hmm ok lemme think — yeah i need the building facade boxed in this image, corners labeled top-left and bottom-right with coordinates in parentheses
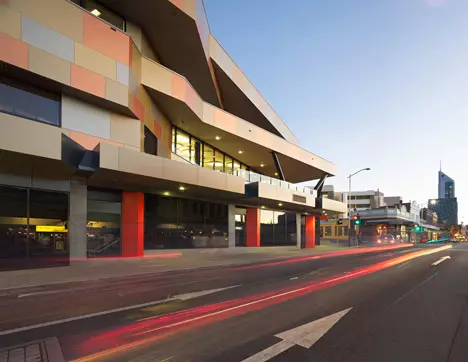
top-left (0, 0), bottom-right (346, 271)
top-left (438, 171), bottom-right (455, 199)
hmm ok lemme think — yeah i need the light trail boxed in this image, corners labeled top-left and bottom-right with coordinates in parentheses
top-left (73, 244), bottom-right (451, 362)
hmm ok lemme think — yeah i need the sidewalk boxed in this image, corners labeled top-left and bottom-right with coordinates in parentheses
top-left (0, 244), bottom-right (412, 290)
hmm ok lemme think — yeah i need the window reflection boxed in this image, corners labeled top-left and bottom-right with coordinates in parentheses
top-left (214, 150), bottom-right (224, 172)
top-left (171, 127), bottom-right (248, 175)
top-left (260, 209), bottom-right (297, 246)
top-left (175, 130), bottom-right (190, 161)
top-left (225, 156), bottom-right (233, 175)
top-left (203, 144), bottom-right (214, 170)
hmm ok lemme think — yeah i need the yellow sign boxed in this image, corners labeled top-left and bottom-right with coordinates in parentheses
top-left (36, 225), bottom-right (67, 233)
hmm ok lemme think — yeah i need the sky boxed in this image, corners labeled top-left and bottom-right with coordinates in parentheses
top-left (204, 0), bottom-right (468, 223)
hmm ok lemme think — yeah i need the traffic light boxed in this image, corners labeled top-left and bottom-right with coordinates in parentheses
top-left (352, 215), bottom-right (361, 226)
top-left (413, 223), bottom-right (421, 232)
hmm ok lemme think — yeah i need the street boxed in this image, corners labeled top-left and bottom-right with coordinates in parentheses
top-left (1, 243), bottom-right (468, 362)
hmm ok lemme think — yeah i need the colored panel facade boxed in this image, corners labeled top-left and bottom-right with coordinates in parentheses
top-left (246, 208), bottom-right (260, 247)
top-left (122, 192), bottom-right (144, 257)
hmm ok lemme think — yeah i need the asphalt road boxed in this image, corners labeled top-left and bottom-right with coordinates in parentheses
top-left (1, 242), bottom-right (467, 362)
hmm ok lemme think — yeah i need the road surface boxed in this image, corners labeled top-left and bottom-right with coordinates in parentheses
top-left (1, 243), bottom-right (467, 362)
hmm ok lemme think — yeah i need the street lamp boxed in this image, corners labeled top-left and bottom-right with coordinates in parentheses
top-left (348, 167), bottom-right (371, 247)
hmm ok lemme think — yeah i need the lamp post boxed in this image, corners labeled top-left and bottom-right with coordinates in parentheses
top-left (347, 167), bottom-right (371, 247)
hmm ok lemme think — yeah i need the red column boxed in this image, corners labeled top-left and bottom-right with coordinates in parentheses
top-left (246, 208), bottom-right (260, 247)
top-left (121, 192), bottom-right (144, 257)
top-left (305, 215), bottom-right (316, 248)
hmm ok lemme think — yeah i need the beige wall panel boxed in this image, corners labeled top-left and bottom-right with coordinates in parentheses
top-left (0, 5), bottom-right (21, 39)
top-left (110, 113), bottom-right (140, 148)
top-left (141, 58), bottom-right (173, 95)
top-left (75, 42), bottom-right (116, 80)
top-left (29, 46), bottom-right (71, 85)
top-left (118, 147), bottom-right (163, 178)
top-left (197, 167), bottom-right (227, 191)
top-left (226, 174), bottom-right (245, 194)
top-left (9, 0), bottom-right (83, 42)
top-left (161, 158), bottom-right (198, 185)
top-left (105, 78), bottom-right (129, 106)
top-left (0, 113), bottom-right (61, 160)
top-left (202, 103), bottom-right (215, 126)
top-left (98, 142), bottom-right (119, 170)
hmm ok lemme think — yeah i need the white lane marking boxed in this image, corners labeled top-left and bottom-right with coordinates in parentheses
top-left (0, 285), bottom-right (240, 336)
top-left (241, 340), bottom-right (295, 362)
top-left (242, 308), bottom-right (352, 361)
top-left (289, 277), bottom-right (298, 280)
top-left (392, 273), bottom-right (438, 305)
top-left (432, 256), bottom-right (451, 266)
top-left (18, 289), bottom-right (71, 298)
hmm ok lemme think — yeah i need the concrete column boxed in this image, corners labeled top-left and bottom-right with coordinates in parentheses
top-left (296, 213), bottom-right (302, 249)
top-left (228, 204), bottom-right (236, 248)
top-left (246, 208), bottom-right (260, 247)
top-left (122, 192), bottom-right (144, 257)
top-left (69, 178), bottom-right (87, 262)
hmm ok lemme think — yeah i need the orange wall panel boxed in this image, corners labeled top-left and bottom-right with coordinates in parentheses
top-left (153, 121), bottom-right (162, 139)
top-left (122, 192), bottom-right (144, 257)
top-left (305, 215), bottom-right (316, 248)
top-left (172, 74), bottom-right (186, 100)
top-left (131, 95), bottom-right (145, 121)
top-left (83, 13), bottom-right (130, 66)
top-left (68, 131), bottom-right (122, 150)
top-left (71, 64), bottom-right (106, 98)
top-left (246, 208), bottom-right (260, 247)
top-left (0, 33), bottom-right (28, 69)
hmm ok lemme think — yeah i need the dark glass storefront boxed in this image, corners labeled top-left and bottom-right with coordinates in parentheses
top-left (0, 185), bottom-right (69, 271)
top-left (260, 209), bottom-right (297, 246)
top-left (86, 189), bottom-right (122, 257)
top-left (145, 194), bottom-right (229, 249)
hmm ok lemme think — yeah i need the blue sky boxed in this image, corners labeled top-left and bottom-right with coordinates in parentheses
top-left (204, 0), bottom-right (468, 222)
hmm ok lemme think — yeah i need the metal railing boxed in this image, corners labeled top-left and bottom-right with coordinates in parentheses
top-left (87, 238), bottom-right (120, 257)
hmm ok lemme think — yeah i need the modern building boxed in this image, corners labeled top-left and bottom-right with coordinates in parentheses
top-left (438, 170), bottom-right (455, 199)
top-left (428, 198), bottom-right (458, 226)
top-left (0, 0), bottom-right (346, 271)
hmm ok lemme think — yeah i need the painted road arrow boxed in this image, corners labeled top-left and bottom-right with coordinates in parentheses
top-left (242, 308), bottom-right (352, 361)
top-left (432, 256), bottom-right (451, 266)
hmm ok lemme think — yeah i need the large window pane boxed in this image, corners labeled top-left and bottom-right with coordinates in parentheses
top-left (233, 161), bottom-right (241, 176)
top-left (190, 138), bottom-right (201, 165)
top-left (175, 130), bottom-right (190, 161)
top-left (171, 127), bottom-right (176, 153)
top-left (28, 190), bottom-right (69, 266)
top-left (225, 156), bottom-right (234, 175)
top-left (145, 194), bottom-right (178, 249)
top-left (0, 186), bottom-right (28, 270)
top-left (203, 144), bottom-right (215, 170)
top-left (260, 209), bottom-right (275, 246)
top-left (214, 150), bottom-right (224, 172)
top-left (87, 200), bottom-right (121, 257)
top-left (0, 77), bottom-right (60, 126)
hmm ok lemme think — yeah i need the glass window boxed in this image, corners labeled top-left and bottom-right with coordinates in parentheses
top-left (241, 164), bottom-right (247, 170)
top-left (225, 156), bottom-right (233, 175)
top-left (203, 144), bottom-right (215, 170)
top-left (175, 130), bottom-right (190, 161)
top-left (81, 0), bottom-right (126, 31)
top-left (171, 128), bottom-right (176, 153)
top-left (0, 186), bottom-right (28, 270)
top-left (87, 199), bottom-right (121, 257)
top-left (233, 161), bottom-right (241, 176)
top-left (325, 226), bottom-right (332, 237)
top-left (144, 126), bottom-right (158, 156)
top-left (28, 190), bottom-right (69, 265)
top-left (0, 77), bottom-right (60, 126)
top-left (214, 150), bottom-right (224, 172)
top-left (190, 138), bottom-right (201, 165)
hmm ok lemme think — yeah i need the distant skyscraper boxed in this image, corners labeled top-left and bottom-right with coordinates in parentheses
top-left (438, 170), bottom-right (455, 199)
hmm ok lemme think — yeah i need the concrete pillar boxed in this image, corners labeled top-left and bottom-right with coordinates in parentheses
top-left (296, 213), bottom-right (302, 249)
top-left (305, 215), bottom-right (316, 248)
top-left (246, 208), bottom-right (260, 247)
top-left (69, 178), bottom-right (87, 262)
top-left (228, 204), bottom-right (236, 248)
top-left (122, 192), bottom-right (144, 257)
